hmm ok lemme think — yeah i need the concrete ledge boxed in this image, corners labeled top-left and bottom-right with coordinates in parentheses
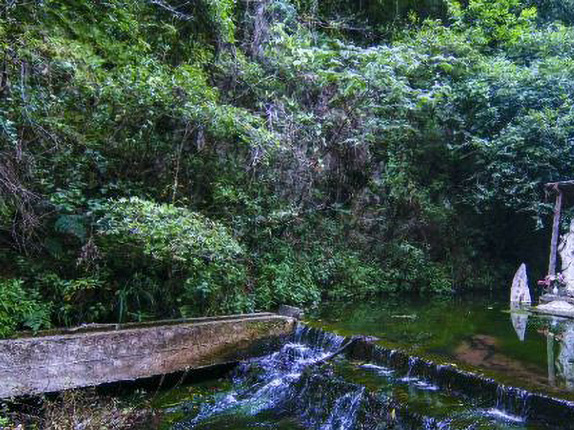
top-left (348, 338), bottom-right (574, 426)
top-left (539, 294), bottom-right (574, 305)
top-left (0, 313), bottom-right (295, 398)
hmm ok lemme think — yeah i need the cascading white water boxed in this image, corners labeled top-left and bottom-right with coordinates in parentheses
top-left (319, 387), bottom-right (365, 430)
top-left (171, 325), bottom-right (560, 430)
top-left (485, 385), bottom-right (530, 423)
top-left (178, 324), bottom-right (364, 430)
top-left (401, 356), bottom-right (419, 382)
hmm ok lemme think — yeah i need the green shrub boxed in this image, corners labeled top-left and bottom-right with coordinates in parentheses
top-left (255, 242), bottom-right (321, 309)
top-left (0, 279), bottom-right (51, 338)
top-left (312, 251), bottom-right (389, 300)
top-left (448, 0), bottom-right (537, 46)
top-left (36, 274), bottom-right (109, 327)
top-left (96, 197), bottom-right (250, 316)
top-left (380, 242), bottom-right (454, 294)
top-left (5, 0), bottom-right (573, 329)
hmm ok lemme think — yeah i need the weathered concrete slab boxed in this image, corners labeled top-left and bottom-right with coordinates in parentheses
top-left (0, 313), bottom-right (295, 398)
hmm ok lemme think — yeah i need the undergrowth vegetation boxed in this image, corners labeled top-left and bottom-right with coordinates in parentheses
top-left (0, 389), bottom-right (154, 429)
top-left (1, 0), bottom-right (574, 335)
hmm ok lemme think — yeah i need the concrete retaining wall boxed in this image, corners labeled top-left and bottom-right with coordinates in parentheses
top-left (0, 313), bottom-right (295, 398)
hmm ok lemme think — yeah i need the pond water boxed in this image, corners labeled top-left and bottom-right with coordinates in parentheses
top-left (308, 293), bottom-right (574, 401)
top-left (152, 294), bottom-right (574, 429)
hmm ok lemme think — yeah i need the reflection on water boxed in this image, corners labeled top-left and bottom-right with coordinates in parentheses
top-left (505, 308), bottom-right (574, 392)
top-left (510, 306), bottom-right (528, 342)
top-left (309, 294), bottom-right (574, 400)
top-left (547, 333), bottom-right (556, 387)
top-left (518, 311), bottom-right (574, 391)
top-left (547, 317), bottom-right (574, 391)
top-left (454, 333), bottom-right (553, 392)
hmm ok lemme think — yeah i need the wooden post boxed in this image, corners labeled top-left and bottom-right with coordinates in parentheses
top-left (548, 187), bottom-right (563, 278)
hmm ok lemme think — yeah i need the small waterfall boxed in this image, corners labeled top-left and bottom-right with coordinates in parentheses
top-left (396, 355), bottom-right (439, 391)
top-left (295, 375), bottom-right (366, 430)
top-left (169, 325), bottom-right (574, 430)
top-left (320, 387), bottom-right (365, 430)
top-left (486, 385), bottom-right (530, 423)
top-left (360, 363), bottom-right (394, 376)
top-left (401, 356), bottom-right (419, 382)
top-left (176, 324), bottom-right (362, 430)
top-left (293, 324), bottom-right (346, 352)
top-left (385, 348), bottom-right (398, 366)
top-left (422, 416), bottom-right (451, 430)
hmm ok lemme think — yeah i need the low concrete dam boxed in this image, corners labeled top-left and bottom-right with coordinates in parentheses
top-left (170, 325), bottom-right (574, 429)
top-left (0, 313), bottom-right (295, 398)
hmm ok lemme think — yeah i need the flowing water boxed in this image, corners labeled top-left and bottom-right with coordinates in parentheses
top-left (153, 306), bottom-right (574, 430)
top-left (308, 293), bottom-right (574, 400)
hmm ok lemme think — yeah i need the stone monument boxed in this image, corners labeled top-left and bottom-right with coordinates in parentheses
top-left (510, 263), bottom-right (531, 305)
top-left (559, 219), bottom-right (574, 296)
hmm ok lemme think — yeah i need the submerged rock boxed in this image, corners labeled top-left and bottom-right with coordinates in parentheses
top-left (510, 263), bottom-right (531, 305)
top-left (354, 335), bottom-right (380, 343)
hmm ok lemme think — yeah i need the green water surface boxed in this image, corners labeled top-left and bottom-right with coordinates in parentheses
top-left (150, 294), bottom-right (574, 429)
top-left (308, 293), bottom-right (574, 400)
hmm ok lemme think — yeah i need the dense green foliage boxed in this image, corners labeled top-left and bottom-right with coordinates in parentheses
top-left (1, 0), bottom-right (574, 335)
top-left (0, 279), bottom-right (50, 337)
top-left (97, 197), bottom-right (249, 319)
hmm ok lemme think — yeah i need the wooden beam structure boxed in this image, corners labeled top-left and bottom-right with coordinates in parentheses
top-left (548, 185), bottom-right (564, 278)
top-left (545, 180), bottom-right (574, 189)
top-left (541, 179), bottom-right (574, 282)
